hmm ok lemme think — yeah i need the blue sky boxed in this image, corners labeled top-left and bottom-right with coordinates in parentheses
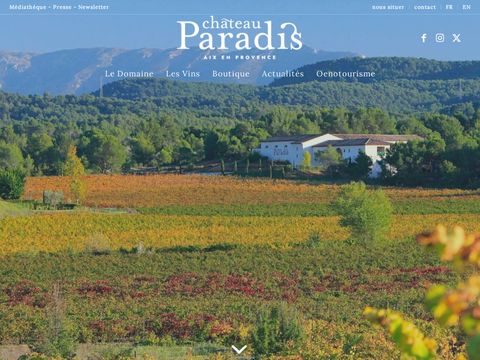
top-left (0, 0), bottom-right (478, 60)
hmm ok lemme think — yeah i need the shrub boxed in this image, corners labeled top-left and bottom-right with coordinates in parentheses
top-left (43, 191), bottom-right (64, 208)
top-left (35, 283), bottom-right (76, 359)
top-left (0, 168), bottom-right (26, 200)
top-left (304, 232), bottom-right (322, 249)
top-left (248, 151), bottom-right (262, 162)
top-left (333, 182), bottom-right (393, 242)
top-left (252, 303), bottom-right (304, 357)
top-left (315, 145), bottom-right (343, 176)
top-left (84, 234), bottom-right (111, 255)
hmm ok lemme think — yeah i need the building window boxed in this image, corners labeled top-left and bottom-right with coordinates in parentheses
top-left (275, 145), bottom-right (278, 148)
top-left (284, 145), bottom-right (288, 148)
top-left (265, 145), bottom-right (269, 149)
top-left (377, 146), bottom-right (386, 156)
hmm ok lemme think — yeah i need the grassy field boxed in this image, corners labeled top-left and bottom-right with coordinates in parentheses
top-left (0, 174), bottom-right (477, 358)
top-left (0, 200), bottom-right (29, 218)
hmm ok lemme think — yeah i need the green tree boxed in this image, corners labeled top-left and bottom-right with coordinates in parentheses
top-left (173, 141), bottom-right (195, 172)
top-left (252, 303), bottom-right (304, 357)
top-left (423, 114), bottom-right (468, 149)
top-left (184, 133), bottom-right (204, 162)
top-left (130, 134), bottom-right (156, 166)
top-left (226, 136), bottom-right (245, 158)
top-left (352, 108), bottom-right (397, 134)
top-left (315, 145), bottom-right (343, 176)
top-left (0, 169), bottom-right (26, 200)
top-left (23, 155), bottom-right (35, 176)
top-left (334, 182), bottom-right (393, 242)
top-left (26, 132), bottom-right (54, 174)
top-left (204, 131), bottom-right (227, 160)
top-left (396, 116), bottom-right (432, 137)
top-left (0, 125), bottom-right (24, 147)
top-left (383, 133), bottom-right (446, 184)
top-left (263, 107), bottom-right (296, 135)
top-left (0, 142), bottom-right (24, 170)
top-left (347, 152), bottom-right (373, 180)
top-left (51, 133), bottom-right (75, 175)
top-left (155, 148), bottom-right (173, 165)
top-left (290, 116), bottom-right (320, 134)
top-left (79, 130), bottom-right (127, 173)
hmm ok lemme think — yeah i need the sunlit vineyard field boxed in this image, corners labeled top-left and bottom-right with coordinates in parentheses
top-left (1, 212), bottom-right (480, 255)
top-left (0, 174), bottom-right (478, 358)
top-left (24, 174), bottom-right (480, 207)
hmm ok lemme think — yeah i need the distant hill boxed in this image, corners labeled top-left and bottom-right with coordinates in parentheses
top-left (97, 75), bottom-right (479, 114)
top-left (0, 46), bottom-right (357, 95)
top-left (1, 56), bottom-right (479, 120)
top-left (270, 57), bottom-right (480, 86)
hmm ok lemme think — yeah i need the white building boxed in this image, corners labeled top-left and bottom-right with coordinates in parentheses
top-left (254, 133), bottom-right (421, 177)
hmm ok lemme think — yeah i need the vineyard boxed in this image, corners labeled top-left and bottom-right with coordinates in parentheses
top-left (0, 174), bottom-right (478, 358)
top-left (24, 174), bottom-right (480, 207)
top-left (1, 212), bottom-right (480, 255)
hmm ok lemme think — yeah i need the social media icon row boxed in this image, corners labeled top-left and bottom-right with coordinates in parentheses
top-left (420, 33), bottom-right (461, 43)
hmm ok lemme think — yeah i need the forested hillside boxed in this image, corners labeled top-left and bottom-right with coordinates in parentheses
top-left (270, 57), bottom-right (480, 86)
top-left (0, 61), bottom-right (480, 186)
top-left (98, 77), bottom-right (479, 115)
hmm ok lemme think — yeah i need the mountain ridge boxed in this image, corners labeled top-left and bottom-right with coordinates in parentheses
top-left (0, 46), bottom-right (357, 95)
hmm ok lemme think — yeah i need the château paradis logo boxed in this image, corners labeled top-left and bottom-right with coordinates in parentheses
top-left (177, 16), bottom-right (303, 51)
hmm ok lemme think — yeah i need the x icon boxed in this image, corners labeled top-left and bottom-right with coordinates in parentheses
top-left (452, 34), bottom-right (461, 43)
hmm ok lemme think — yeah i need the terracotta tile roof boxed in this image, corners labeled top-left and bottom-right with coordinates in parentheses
top-left (313, 138), bottom-right (392, 147)
top-left (332, 134), bottom-right (423, 142)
